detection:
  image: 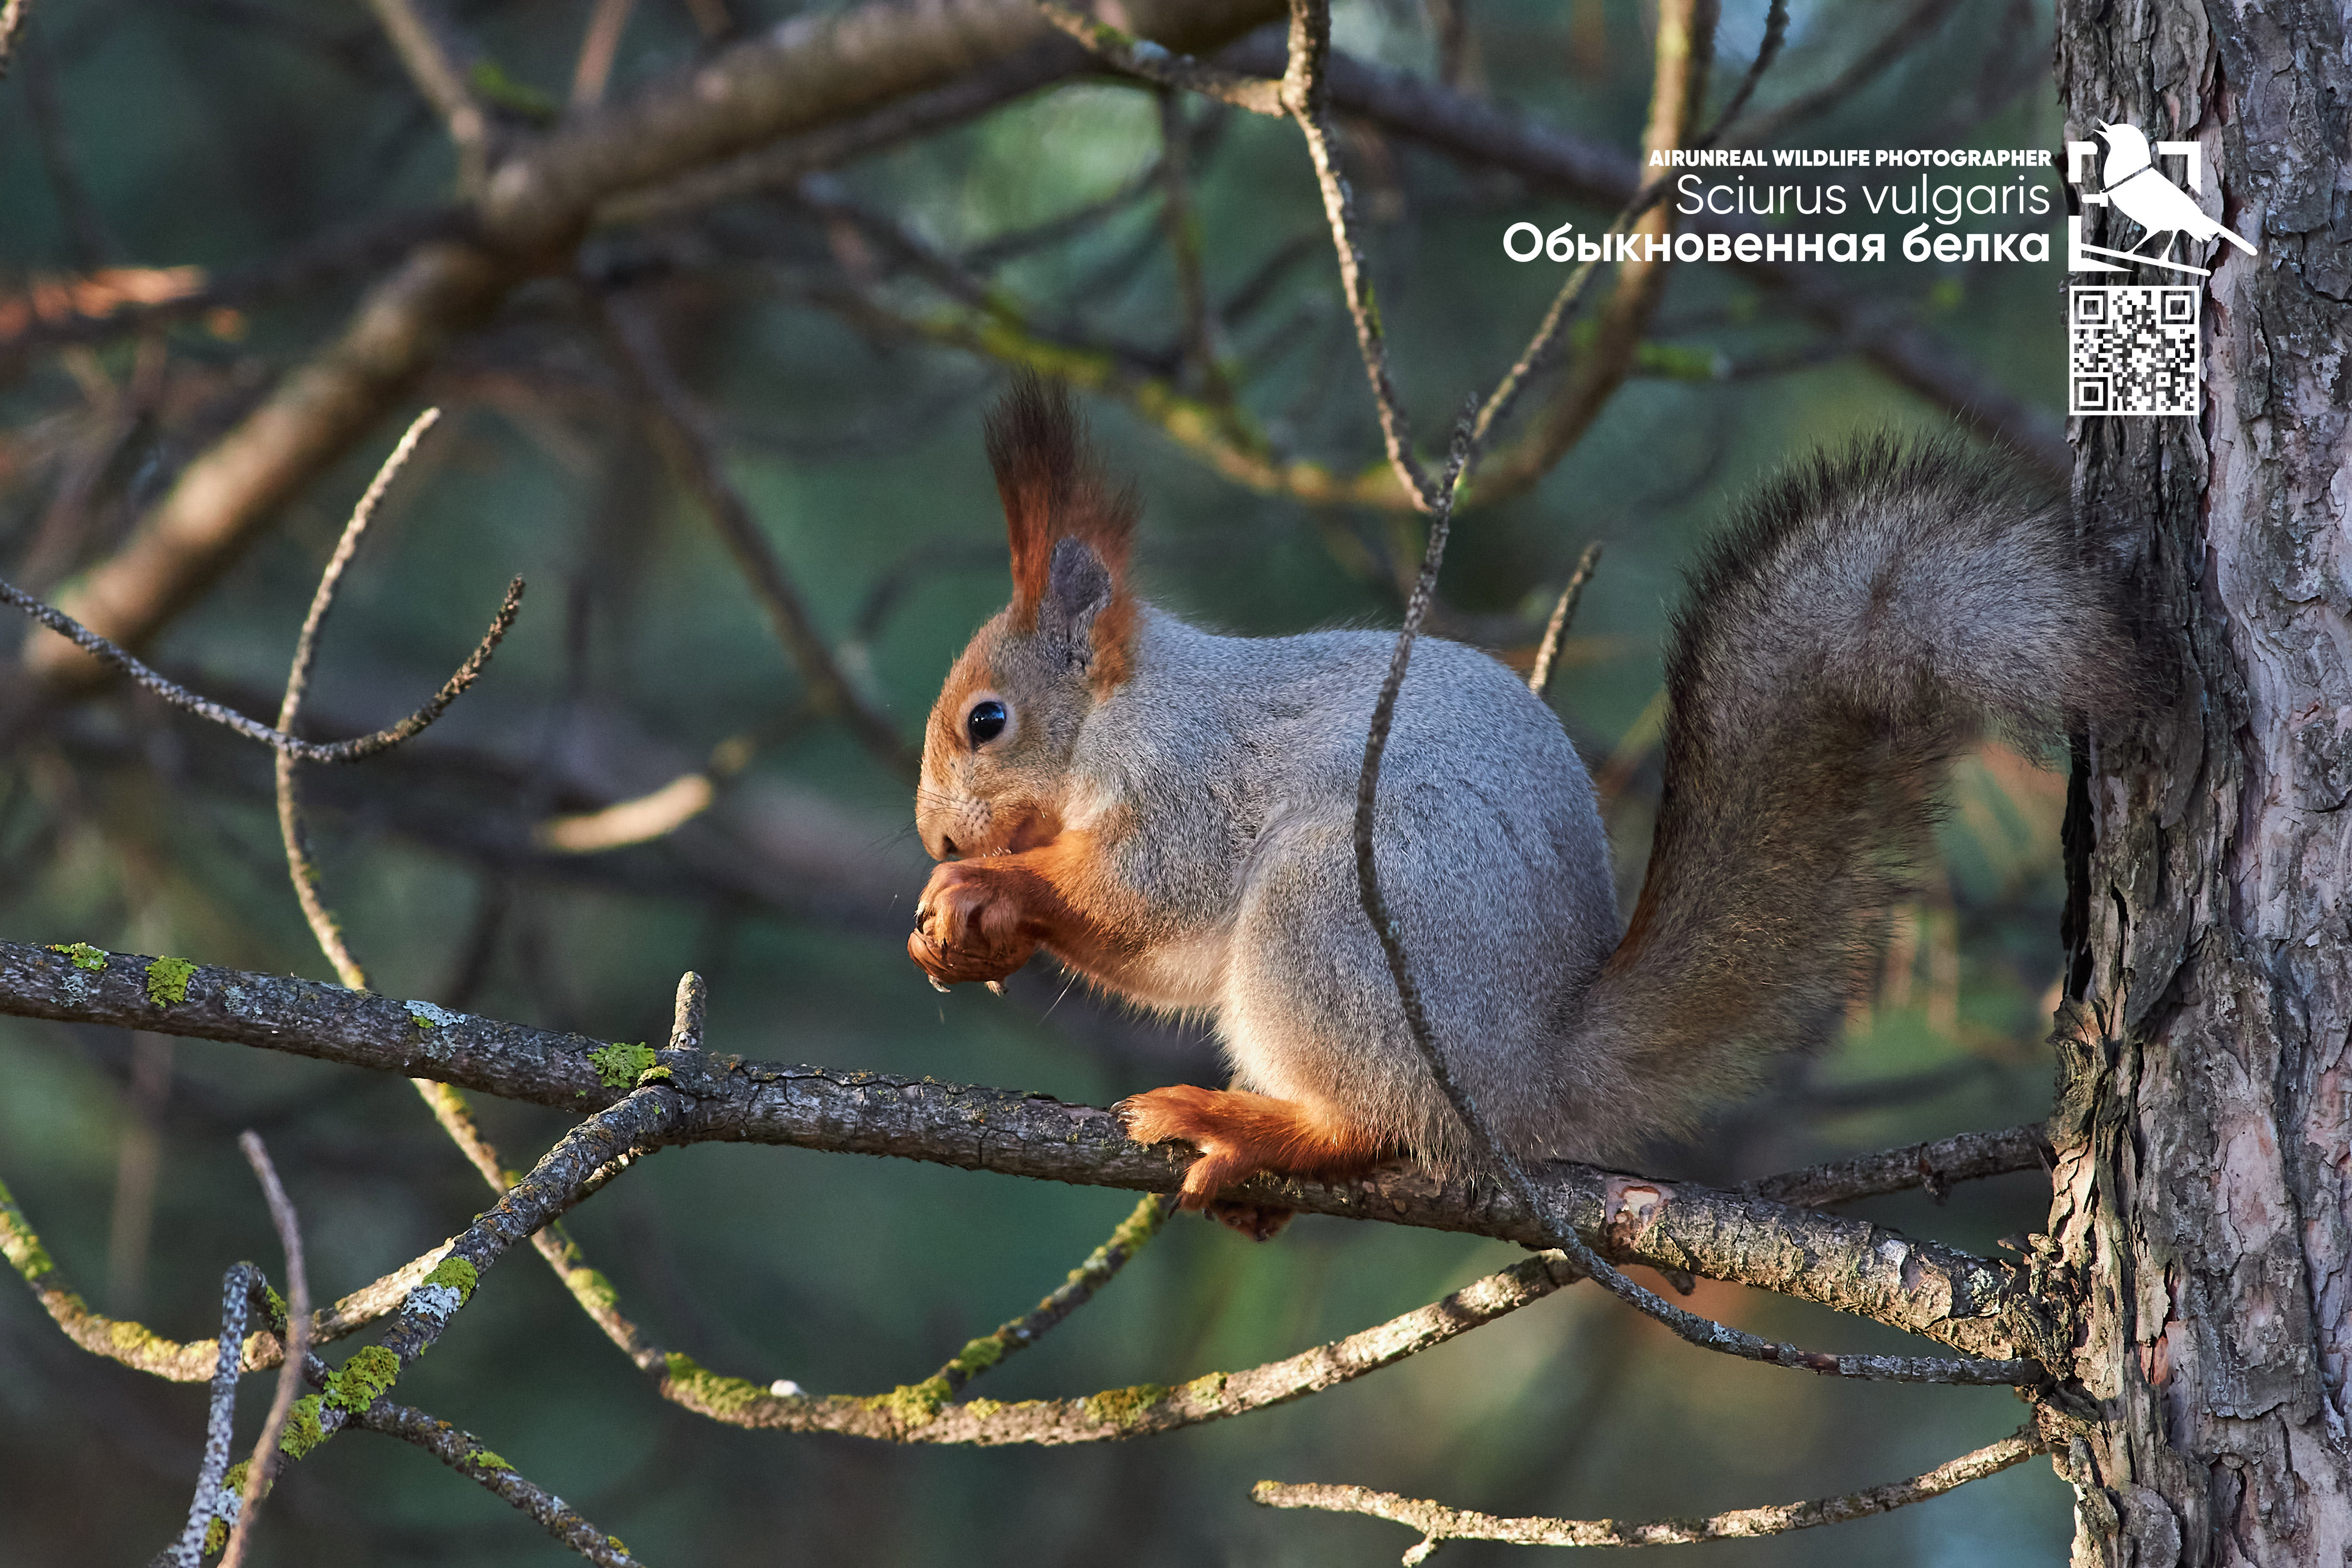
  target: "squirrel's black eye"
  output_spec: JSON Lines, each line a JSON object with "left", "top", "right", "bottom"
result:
{"left": 967, "top": 699, "right": 1008, "bottom": 746}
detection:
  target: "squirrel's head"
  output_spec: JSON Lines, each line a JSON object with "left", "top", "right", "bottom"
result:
{"left": 916, "top": 374, "right": 1138, "bottom": 862}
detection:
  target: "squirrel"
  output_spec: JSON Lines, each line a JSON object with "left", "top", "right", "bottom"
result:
{"left": 908, "top": 374, "right": 2133, "bottom": 1235}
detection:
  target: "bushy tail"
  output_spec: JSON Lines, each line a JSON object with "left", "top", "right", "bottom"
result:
{"left": 1536, "top": 438, "right": 2136, "bottom": 1158}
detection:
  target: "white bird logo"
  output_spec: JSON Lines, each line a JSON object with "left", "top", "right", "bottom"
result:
{"left": 2095, "top": 123, "right": 2256, "bottom": 261}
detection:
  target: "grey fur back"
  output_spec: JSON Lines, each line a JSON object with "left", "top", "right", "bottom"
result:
{"left": 1066, "top": 611, "right": 1619, "bottom": 1168}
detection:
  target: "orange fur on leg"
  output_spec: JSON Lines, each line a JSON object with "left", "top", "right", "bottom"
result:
{"left": 1116, "top": 1085, "right": 1389, "bottom": 1220}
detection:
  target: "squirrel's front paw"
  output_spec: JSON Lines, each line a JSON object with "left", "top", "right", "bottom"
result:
{"left": 908, "top": 861, "right": 1039, "bottom": 987}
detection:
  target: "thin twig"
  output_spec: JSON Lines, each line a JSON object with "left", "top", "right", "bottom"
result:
{"left": 224, "top": 1134, "right": 309, "bottom": 1568}
{"left": 1, "top": 571, "right": 524, "bottom": 764}
{"left": 569, "top": 0, "right": 636, "bottom": 110}
{"left": 1692, "top": 0, "right": 1787, "bottom": 148}
{"left": 1460, "top": 0, "right": 1713, "bottom": 501}
{"left": 275, "top": 406, "right": 443, "bottom": 991}
{"left": 351, "top": 1399, "right": 648, "bottom": 1567}
{"left": 928, "top": 1191, "right": 1172, "bottom": 1399}
{"left": 962, "top": 160, "right": 1171, "bottom": 269}
{"left": 166, "top": 1263, "right": 258, "bottom": 1567}
{"left": 408, "top": 1078, "right": 668, "bottom": 1370}
{"left": 1034, "top": 2, "right": 1282, "bottom": 114}
{"left": 1348, "top": 412, "right": 2030, "bottom": 1384}
{"left": 363, "top": 0, "right": 492, "bottom": 185}
{"left": 254, "top": 410, "right": 668, "bottom": 1386}
{"left": 1, "top": 1172, "right": 451, "bottom": 1378}
{"left": 599, "top": 291, "right": 915, "bottom": 778}
{"left": 1281, "top": 0, "right": 1431, "bottom": 509}
{"left": 1154, "top": 91, "right": 1235, "bottom": 410}
{"left": 1527, "top": 542, "right": 1601, "bottom": 699}
{"left": 1746, "top": 1124, "right": 2049, "bottom": 1210}
{"left": 663, "top": 1247, "right": 1583, "bottom": 1440}
{"left": 1726, "top": 0, "right": 1965, "bottom": 149}
{"left": 1254, "top": 1427, "right": 2047, "bottom": 1561}
{"left": 298, "top": 1083, "right": 683, "bottom": 1466}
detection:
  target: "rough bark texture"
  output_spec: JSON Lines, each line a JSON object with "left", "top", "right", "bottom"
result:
{"left": 2051, "top": 3, "right": 2352, "bottom": 1563}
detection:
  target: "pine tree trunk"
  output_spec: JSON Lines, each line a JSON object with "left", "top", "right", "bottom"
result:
{"left": 2049, "top": 3, "right": 2352, "bottom": 1564}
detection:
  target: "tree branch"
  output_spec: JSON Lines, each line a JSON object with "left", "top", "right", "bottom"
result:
{"left": 1253, "top": 1426, "right": 2047, "bottom": 1560}
{"left": 1281, "top": 0, "right": 1432, "bottom": 509}
{"left": 14, "top": 0, "right": 1284, "bottom": 694}
{"left": 1744, "top": 1123, "right": 2048, "bottom": 1209}
{"left": 0, "top": 942, "right": 2032, "bottom": 1360}
{"left": 1527, "top": 542, "right": 1600, "bottom": 700}
{"left": 598, "top": 291, "right": 915, "bottom": 777}
{"left": 222, "top": 1134, "right": 309, "bottom": 1568}
{"left": 364, "top": 0, "right": 493, "bottom": 186}
{"left": 352, "top": 1399, "right": 648, "bottom": 1567}
{"left": 0, "top": 1172, "right": 450, "bottom": 1380}
{"left": 165, "top": 1264, "right": 259, "bottom": 1567}
{"left": 274, "top": 406, "right": 446, "bottom": 993}
{"left": 479, "top": 0, "right": 1285, "bottom": 255}
{"left": 1034, "top": 1, "right": 1282, "bottom": 114}
{"left": 1211, "top": 34, "right": 2069, "bottom": 480}
{"left": 662, "top": 1247, "right": 1583, "bottom": 1441}
{"left": 2, "top": 566, "right": 525, "bottom": 763}
{"left": 925, "top": 1191, "right": 1171, "bottom": 1399}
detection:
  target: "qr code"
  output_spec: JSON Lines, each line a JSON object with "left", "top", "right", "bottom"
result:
{"left": 2070, "top": 287, "right": 2199, "bottom": 416}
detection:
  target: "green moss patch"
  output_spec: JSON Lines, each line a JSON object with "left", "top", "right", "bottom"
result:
{"left": 325, "top": 1344, "right": 401, "bottom": 1413}
{"left": 49, "top": 942, "right": 106, "bottom": 971}
{"left": 423, "top": 1257, "right": 479, "bottom": 1303}
{"left": 0, "top": 1181, "right": 56, "bottom": 1280}
{"left": 863, "top": 1377, "right": 951, "bottom": 1430}
{"left": 588, "top": 1041, "right": 657, "bottom": 1089}
{"left": 1082, "top": 1383, "right": 1170, "bottom": 1428}
{"left": 663, "top": 1352, "right": 769, "bottom": 1421}
{"left": 281, "top": 1395, "right": 328, "bottom": 1459}
{"left": 143, "top": 955, "right": 197, "bottom": 1006}
{"left": 945, "top": 1335, "right": 1005, "bottom": 1379}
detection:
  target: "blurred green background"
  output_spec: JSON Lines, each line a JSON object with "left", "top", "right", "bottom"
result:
{"left": 1, "top": 0, "right": 2077, "bottom": 1561}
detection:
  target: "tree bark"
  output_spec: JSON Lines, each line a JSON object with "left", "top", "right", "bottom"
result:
{"left": 2051, "top": 3, "right": 2352, "bottom": 1564}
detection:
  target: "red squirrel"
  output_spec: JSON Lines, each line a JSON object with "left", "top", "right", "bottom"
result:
{"left": 909, "top": 374, "right": 2132, "bottom": 1233}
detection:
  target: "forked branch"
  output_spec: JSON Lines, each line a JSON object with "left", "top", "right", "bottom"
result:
{"left": 0, "top": 569, "right": 523, "bottom": 766}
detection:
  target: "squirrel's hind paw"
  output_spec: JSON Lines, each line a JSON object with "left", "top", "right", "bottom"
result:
{"left": 1116, "top": 1084, "right": 1384, "bottom": 1218}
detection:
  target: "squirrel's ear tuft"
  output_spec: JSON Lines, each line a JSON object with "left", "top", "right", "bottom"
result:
{"left": 985, "top": 372, "right": 1139, "bottom": 641}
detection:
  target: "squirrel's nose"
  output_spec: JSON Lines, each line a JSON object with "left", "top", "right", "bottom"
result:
{"left": 938, "top": 834, "right": 959, "bottom": 859}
